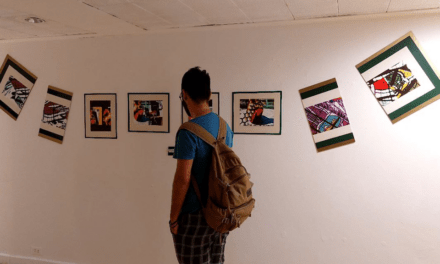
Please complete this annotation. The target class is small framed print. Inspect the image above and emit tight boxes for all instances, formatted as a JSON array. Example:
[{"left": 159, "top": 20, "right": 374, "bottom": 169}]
[
  {"left": 38, "top": 86, "right": 73, "bottom": 144},
  {"left": 0, "top": 55, "right": 37, "bottom": 120},
  {"left": 85, "top": 93, "right": 117, "bottom": 139},
  {"left": 182, "top": 92, "right": 219, "bottom": 123},
  {"left": 128, "top": 93, "right": 169, "bottom": 133},
  {"left": 357, "top": 32, "right": 440, "bottom": 123},
  {"left": 232, "top": 91, "right": 282, "bottom": 135},
  {"left": 300, "top": 78, "right": 355, "bottom": 152}
]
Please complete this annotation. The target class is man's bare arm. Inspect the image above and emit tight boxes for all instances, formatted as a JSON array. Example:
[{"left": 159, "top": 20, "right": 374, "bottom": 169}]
[{"left": 170, "top": 159, "right": 193, "bottom": 224}]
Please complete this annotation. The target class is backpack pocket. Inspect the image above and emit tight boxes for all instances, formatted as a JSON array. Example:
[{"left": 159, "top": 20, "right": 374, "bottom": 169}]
[{"left": 204, "top": 197, "right": 255, "bottom": 233}]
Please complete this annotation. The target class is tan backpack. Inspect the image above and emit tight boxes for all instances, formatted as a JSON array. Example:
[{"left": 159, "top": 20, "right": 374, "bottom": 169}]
[{"left": 178, "top": 116, "right": 255, "bottom": 233}]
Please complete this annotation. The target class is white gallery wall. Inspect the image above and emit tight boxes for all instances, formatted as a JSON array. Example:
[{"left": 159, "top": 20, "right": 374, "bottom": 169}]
[{"left": 0, "top": 12, "right": 440, "bottom": 264}]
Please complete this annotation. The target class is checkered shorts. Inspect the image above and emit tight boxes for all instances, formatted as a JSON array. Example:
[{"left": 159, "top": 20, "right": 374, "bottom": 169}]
[{"left": 172, "top": 210, "right": 228, "bottom": 264}]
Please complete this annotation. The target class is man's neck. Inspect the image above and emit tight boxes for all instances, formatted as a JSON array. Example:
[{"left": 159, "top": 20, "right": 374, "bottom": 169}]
[{"left": 190, "top": 104, "right": 211, "bottom": 119}]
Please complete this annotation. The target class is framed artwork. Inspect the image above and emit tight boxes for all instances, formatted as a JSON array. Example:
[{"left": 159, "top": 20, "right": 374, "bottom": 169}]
[
  {"left": 357, "top": 32, "right": 440, "bottom": 124},
  {"left": 232, "top": 91, "right": 282, "bottom": 135},
  {"left": 38, "top": 86, "right": 73, "bottom": 144},
  {"left": 84, "top": 93, "right": 117, "bottom": 139},
  {"left": 0, "top": 55, "right": 37, "bottom": 120},
  {"left": 128, "top": 93, "right": 169, "bottom": 133},
  {"left": 182, "top": 92, "right": 219, "bottom": 123},
  {"left": 300, "top": 79, "right": 355, "bottom": 152}
]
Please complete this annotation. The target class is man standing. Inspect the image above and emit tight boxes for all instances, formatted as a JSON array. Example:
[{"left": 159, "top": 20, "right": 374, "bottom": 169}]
[{"left": 170, "top": 67, "right": 233, "bottom": 264}]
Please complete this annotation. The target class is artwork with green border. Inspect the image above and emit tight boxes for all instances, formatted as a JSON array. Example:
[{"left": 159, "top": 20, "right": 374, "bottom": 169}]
[
  {"left": 356, "top": 32, "right": 440, "bottom": 124},
  {"left": 299, "top": 78, "right": 355, "bottom": 152}
]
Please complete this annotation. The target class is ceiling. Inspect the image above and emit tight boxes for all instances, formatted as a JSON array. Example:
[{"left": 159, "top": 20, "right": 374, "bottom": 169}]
[{"left": 0, "top": 0, "right": 439, "bottom": 41}]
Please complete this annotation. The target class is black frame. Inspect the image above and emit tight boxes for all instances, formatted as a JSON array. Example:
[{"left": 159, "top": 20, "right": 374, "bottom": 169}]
[
  {"left": 128, "top": 92, "right": 170, "bottom": 133},
  {"left": 84, "top": 93, "right": 117, "bottom": 139},
  {"left": 232, "top": 91, "right": 282, "bottom": 135}
]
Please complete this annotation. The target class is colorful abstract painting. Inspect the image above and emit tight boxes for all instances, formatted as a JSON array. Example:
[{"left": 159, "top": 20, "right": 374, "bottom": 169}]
[
  {"left": 85, "top": 93, "right": 117, "bottom": 138},
  {"left": 232, "top": 91, "right": 281, "bottom": 135},
  {"left": 305, "top": 97, "right": 350, "bottom": 135},
  {"left": 0, "top": 55, "right": 37, "bottom": 120},
  {"left": 367, "top": 62, "right": 420, "bottom": 107},
  {"left": 128, "top": 93, "right": 169, "bottom": 133},
  {"left": 39, "top": 86, "right": 73, "bottom": 144},
  {"left": 357, "top": 32, "right": 440, "bottom": 123},
  {"left": 300, "top": 79, "right": 355, "bottom": 152}
]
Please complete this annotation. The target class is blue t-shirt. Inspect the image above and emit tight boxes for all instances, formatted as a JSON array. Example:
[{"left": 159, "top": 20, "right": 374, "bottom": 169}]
[{"left": 173, "top": 112, "right": 233, "bottom": 216}]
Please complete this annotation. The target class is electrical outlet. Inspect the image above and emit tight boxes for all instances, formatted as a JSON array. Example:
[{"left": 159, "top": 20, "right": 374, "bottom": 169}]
[{"left": 31, "top": 247, "right": 42, "bottom": 256}]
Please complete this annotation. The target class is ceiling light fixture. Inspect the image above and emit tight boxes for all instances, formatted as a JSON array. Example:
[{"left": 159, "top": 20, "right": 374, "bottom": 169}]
[{"left": 25, "top": 17, "right": 45, "bottom": 24}]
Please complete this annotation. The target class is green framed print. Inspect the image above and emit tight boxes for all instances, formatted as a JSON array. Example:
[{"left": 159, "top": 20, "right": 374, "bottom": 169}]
[
  {"left": 0, "top": 55, "right": 38, "bottom": 120},
  {"left": 85, "top": 93, "right": 117, "bottom": 139},
  {"left": 128, "top": 93, "right": 170, "bottom": 133},
  {"left": 232, "top": 91, "right": 282, "bottom": 135},
  {"left": 182, "top": 92, "right": 219, "bottom": 123},
  {"left": 299, "top": 78, "right": 355, "bottom": 152},
  {"left": 356, "top": 32, "right": 440, "bottom": 124}
]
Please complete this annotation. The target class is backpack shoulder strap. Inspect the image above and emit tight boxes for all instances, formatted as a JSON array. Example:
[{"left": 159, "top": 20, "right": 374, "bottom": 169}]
[
  {"left": 217, "top": 116, "right": 227, "bottom": 141},
  {"left": 178, "top": 122, "right": 216, "bottom": 147}
]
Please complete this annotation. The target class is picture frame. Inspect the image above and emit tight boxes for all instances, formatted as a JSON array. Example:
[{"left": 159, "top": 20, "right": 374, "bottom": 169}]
[
  {"left": 232, "top": 91, "right": 282, "bottom": 135},
  {"left": 0, "top": 55, "right": 37, "bottom": 120},
  {"left": 299, "top": 78, "right": 355, "bottom": 152},
  {"left": 128, "top": 93, "right": 170, "bottom": 133},
  {"left": 182, "top": 92, "right": 219, "bottom": 123},
  {"left": 84, "top": 93, "right": 117, "bottom": 139},
  {"left": 38, "top": 86, "right": 73, "bottom": 144},
  {"left": 356, "top": 32, "right": 440, "bottom": 124}
]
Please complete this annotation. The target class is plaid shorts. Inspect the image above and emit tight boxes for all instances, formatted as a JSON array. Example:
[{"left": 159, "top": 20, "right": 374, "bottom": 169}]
[{"left": 172, "top": 210, "right": 228, "bottom": 264}]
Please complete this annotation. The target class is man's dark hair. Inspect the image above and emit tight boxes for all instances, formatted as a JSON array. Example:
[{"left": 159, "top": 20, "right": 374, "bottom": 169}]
[{"left": 181, "top": 67, "right": 211, "bottom": 103}]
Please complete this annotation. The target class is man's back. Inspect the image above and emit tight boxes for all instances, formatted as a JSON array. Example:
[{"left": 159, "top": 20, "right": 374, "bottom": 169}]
[{"left": 174, "top": 112, "right": 233, "bottom": 215}]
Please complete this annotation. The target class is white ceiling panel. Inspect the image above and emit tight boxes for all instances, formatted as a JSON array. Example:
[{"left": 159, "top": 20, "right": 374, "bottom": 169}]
[
  {"left": 81, "top": 0, "right": 128, "bottom": 8},
  {"left": 388, "top": 0, "right": 440, "bottom": 12},
  {"left": 0, "top": 17, "right": 67, "bottom": 37},
  {"left": 177, "top": 0, "right": 251, "bottom": 25},
  {"left": 0, "top": 27, "right": 34, "bottom": 39},
  {"left": 231, "top": 0, "right": 293, "bottom": 22},
  {"left": 131, "top": 0, "right": 207, "bottom": 27},
  {"left": 338, "top": 0, "right": 390, "bottom": 15},
  {"left": 98, "top": 3, "right": 170, "bottom": 28},
  {"left": 284, "top": 0, "right": 338, "bottom": 19}
]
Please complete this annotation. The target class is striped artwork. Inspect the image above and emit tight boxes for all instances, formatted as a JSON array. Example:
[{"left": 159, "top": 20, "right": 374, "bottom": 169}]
[
  {"left": 0, "top": 55, "right": 37, "bottom": 120},
  {"left": 357, "top": 32, "right": 440, "bottom": 124},
  {"left": 300, "top": 78, "right": 355, "bottom": 152},
  {"left": 38, "top": 86, "right": 73, "bottom": 144}
]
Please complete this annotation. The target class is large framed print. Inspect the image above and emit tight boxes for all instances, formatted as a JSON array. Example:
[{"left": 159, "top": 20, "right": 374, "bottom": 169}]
[
  {"left": 356, "top": 32, "right": 440, "bottom": 124},
  {"left": 38, "top": 86, "right": 73, "bottom": 144},
  {"left": 128, "top": 93, "right": 169, "bottom": 133},
  {"left": 232, "top": 91, "right": 282, "bottom": 135},
  {"left": 182, "top": 92, "right": 219, "bottom": 123},
  {"left": 0, "top": 55, "right": 37, "bottom": 120},
  {"left": 85, "top": 93, "right": 117, "bottom": 139},
  {"left": 300, "top": 79, "right": 355, "bottom": 152}
]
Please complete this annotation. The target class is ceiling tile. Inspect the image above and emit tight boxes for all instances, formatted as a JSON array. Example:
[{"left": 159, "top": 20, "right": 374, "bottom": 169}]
[
  {"left": 0, "top": 17, "right": 63, "bottom": 37},
  {"left": 338, "top": 0, "right": 390, "bottom": 15},
  {"left": 284, "top": 0, "right": 338, "bottom": 19},
  {"left": 388, "top": 0, "right": 440, "bottom": 12},
  {"left": 131, "top": 0, "right": 208, "bottom": 27},
  {"left": 177, "top": 0, "right": 251, "bottom": 24},
  {"left": 98, "top": 3, "right": 170, "bottom": 28},
  {"left": 81, "top": 0, "right": 128, "bottom": 8},
  {"left": 231, "top": 0, "right": 293, "bottom": 22},
  {"left": 0, "top": 27, "right": 35, "bottom": 39}
]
